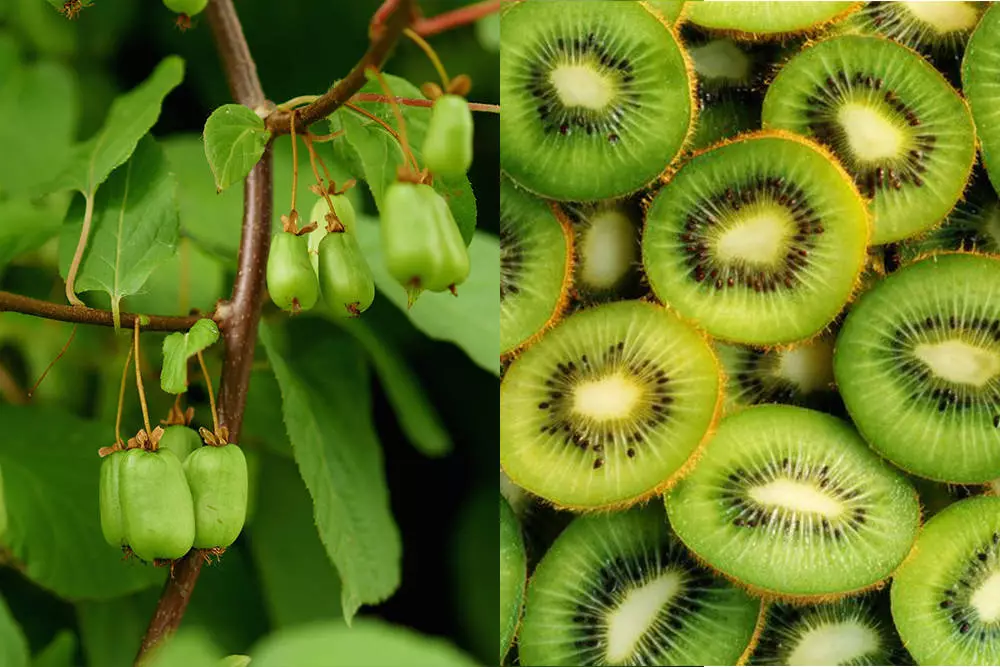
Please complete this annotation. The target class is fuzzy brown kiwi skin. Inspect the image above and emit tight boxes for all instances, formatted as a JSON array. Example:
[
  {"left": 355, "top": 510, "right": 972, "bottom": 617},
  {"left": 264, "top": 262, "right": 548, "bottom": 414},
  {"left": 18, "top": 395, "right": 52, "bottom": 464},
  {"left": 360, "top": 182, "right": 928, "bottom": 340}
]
[
  {"left": 677, "top": 2, "right": 864, "bottom": 43},
  {"left": 735, "top": 600, "right": 770, "bottom": 667}
]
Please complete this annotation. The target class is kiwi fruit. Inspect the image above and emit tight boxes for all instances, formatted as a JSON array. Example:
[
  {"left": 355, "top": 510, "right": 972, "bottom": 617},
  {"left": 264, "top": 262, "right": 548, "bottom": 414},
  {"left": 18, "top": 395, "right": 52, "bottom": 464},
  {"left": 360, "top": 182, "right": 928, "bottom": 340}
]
[
  {"left": 834, "top": 253, "right": 1000, "bottom": 483},
  {"left": 664, "top": 405, "right": 921, "bottom": 600},
  {"left": 518, "top": 505, "right": 763, "bottom": 666},
  {"left": 749, "top": 592, "right": 909, "bottom": 665},
  {"left": 501, "top": 494, "right": 527, "bottom": 663},
  {"left": 499, "top": 1, "right": 695, "bottom": 201},
  {"left": 891, "top": 495, "right": 1000, "bottom": 665},
  {"left": 762, "top": 34, "right": 977, "bottom": 244},
  {"left": 962, "top": 5, "right": 1000, "bottom": 200},
  {"left": 681, "top": 2, "right": 860, "bottom": 40},
  {"left": 501, "top": 177, "right": 574, "bottom": 358},
  {"left": 642, "top": 131, "right": 870, "bottom": 346},
  {"left": 557, "top": 199, "right": 642, "bottom": 303},
  {"left": 499, "top": 300, "right": 721, "bottom": 510},
  {"left": 844, "top": 2, "right": 986, "bottom": 60}
]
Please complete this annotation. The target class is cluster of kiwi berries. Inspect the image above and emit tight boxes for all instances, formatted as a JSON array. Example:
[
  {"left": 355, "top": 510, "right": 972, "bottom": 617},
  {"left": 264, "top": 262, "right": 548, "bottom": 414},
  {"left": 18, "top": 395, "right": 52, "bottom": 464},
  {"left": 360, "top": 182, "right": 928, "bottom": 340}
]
[{"left": 499, "top": 2, "right": 1000, "bottom": 665}]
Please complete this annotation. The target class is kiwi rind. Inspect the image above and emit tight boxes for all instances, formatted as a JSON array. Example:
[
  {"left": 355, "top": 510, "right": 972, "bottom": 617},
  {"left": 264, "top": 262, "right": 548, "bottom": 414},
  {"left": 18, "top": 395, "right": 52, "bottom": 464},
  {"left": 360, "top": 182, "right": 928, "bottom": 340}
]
[
  {"left": 962, "top": 5, "right": 1000, "bottom": 200},
  {"left": 680, "top": 2, "right": 862, "bottom": 41},
  {"left": 500, "top": 494, "right": 527, "bottom": 663}
]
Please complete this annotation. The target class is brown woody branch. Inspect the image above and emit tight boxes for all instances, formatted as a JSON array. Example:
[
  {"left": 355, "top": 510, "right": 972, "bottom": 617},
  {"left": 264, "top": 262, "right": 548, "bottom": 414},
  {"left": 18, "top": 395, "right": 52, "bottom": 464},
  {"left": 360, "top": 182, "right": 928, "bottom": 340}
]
[{"left": 0, "top": 291, "right": 207, "bottom": 331}]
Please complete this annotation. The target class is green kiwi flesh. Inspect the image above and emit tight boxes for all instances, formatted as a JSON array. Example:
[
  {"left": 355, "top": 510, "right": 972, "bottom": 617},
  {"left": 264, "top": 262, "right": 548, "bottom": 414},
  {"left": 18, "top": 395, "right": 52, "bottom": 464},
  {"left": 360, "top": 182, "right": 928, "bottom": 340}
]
[
  {"left": 561, "top": 200, "right": 641, "bottom": 302},
  {"left": 499, "top": 1, "right": 693, "bottom": 201},
  {"left": 891, "top": 495, "right": 1000, "bottom": 665},
  {"left": 501, "top": 177, "right": 572, "bottom": 357},
  {"left": 500, "top": 494, "right": 527, "bottom": 663},
  {"left": 750, "top": 593, "right": 907, "bottom": 665},
  {"left": 834, "top": 253, "right": 1000, "bottom": 483},
  {"left": 963, "top": 5, "right": 1000, "bottom": 200},
  {"left": 763, "top": 34, "right": 977, "bottom": 244},
  {"left": 664, "top": 405, "right": 921, "bottom": 599},
  {"left": 682, "top": 2, "right": 859, "bottom": 38},
  {"left": 518, "top": 506, "right": 762, "bottom": 666},
  {"left": 500, "top": 300, "right": 721, "bottom": 509},
  {"left": 642, "top": 132, "right": 869, "bottom": 345},
  {"left": 846, "top": 2, "right": 985, "bottom": 58},
  {"left": 900, "top": 170, "right": 1000, "bottom": 261}
]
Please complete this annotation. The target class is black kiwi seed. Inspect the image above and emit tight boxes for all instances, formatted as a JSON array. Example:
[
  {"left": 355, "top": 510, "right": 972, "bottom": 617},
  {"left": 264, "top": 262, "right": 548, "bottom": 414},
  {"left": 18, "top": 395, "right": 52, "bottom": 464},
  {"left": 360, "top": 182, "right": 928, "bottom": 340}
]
[{"left": 500, "top": 225, "right": 524, "bottom": 300}]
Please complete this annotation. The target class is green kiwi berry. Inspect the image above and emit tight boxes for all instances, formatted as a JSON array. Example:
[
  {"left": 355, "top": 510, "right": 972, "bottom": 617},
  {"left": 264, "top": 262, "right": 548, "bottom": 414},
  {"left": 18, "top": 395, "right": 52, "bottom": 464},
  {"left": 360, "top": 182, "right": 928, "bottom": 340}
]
[
  {"left": 267, "top": 231, "right": 319, "bottom": 312},
  {"left": 422, "top": 94, "right": 474, "bottom": 178},
  {"left": 157, "top": 425, "right": 201, "bottom": 461},
  {"left": 184, "top": 443, "right": 248, "bottom": 550},
  {"left": 317, "top": 230, "right": 376, "bottom": 318},
  {"left": 119, "top": 448, "right": 196, "bottom": 561},
  {"left": 308, "top": 195, "right": 358, "bottom": 273},
  {"left": 163, "top": 0, "right": 207, "bottom": 17},
  {"left": 99, "top": 450, "right": 126, "bottom": 548}
]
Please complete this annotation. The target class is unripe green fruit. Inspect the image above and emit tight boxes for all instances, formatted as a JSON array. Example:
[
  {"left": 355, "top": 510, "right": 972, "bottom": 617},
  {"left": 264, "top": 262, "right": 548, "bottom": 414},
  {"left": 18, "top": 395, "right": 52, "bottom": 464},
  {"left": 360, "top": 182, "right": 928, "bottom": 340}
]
[
  {"left": 99, "top": 450, "right": 127, "bottom": 547},
  {"left": 0, "top": 465, "right": 8, "bottom": 543},
  {"left": 422, "top": 95, "right": 474, "bottom": 178},
  {"left": 267, "top": 232, "right": 319, "bottom": 312},
  {"left": 184, "top": 444, "right": 248, "bottom": 549},
  {"left": 308, "top": 195, "right": 358, "bottom": 273},
  {"left": 318, "top": 231, "right": 376, "bottom": 318},
  {"left": 381, "top": 182, "right": 454, "bottom": 303},
  {"left": 163, "top": 0, "right": 208, "bottom": 16},
  {"left": 421, "top": 184, "right": 470, "bottom": 293},
  {"left": 158, "top": 425, "right": 201, "bottom": 461},
  {"left": 119, "top": 449, "right": 195, "bottom": 561}
]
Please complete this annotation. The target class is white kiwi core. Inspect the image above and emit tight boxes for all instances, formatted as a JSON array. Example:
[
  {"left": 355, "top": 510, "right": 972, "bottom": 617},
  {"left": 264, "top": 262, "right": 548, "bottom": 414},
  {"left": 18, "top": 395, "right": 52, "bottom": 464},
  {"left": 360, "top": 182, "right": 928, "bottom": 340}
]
[
  {"left": 786, "top": 622, "right": 879, "bottom": 665},
  {"left": 971, "top": 571, "right": 1000, "bottom": 622},
  {"left": 550, "top": 64, "right": 613, "bottom": 110},
  {"left": 573, "top": 374, "right": 641, "bottom": 420},
  {"left": 902, "top": 1, "right": 979, "bottom": 32},
  {"left": 777, "top": 341, "right": 835, "bottom": 394},
  {"left": 838, "top": 103, "right": 905, "bottom": 161},
  {"left": 715, "top": 207, "right": 792, "bottom": 265},
  {"left": 749, "top": 479, "right": 844, "bottom": 518},
  {"left": 605, "top": 571, "right": 682, "bottom": 663},
  {"left": 913, "top": 340, "right": 1000, "bottom": 387},
  {"left": 580, "top": 209, "right": 636, "bottom": 290}
]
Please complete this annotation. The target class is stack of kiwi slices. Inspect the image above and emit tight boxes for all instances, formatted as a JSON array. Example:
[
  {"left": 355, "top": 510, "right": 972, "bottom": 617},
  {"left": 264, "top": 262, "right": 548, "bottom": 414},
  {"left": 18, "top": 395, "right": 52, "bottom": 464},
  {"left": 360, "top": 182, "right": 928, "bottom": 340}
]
[{"left": 500, "top": 2, "right": 1000, "bottom": 665}]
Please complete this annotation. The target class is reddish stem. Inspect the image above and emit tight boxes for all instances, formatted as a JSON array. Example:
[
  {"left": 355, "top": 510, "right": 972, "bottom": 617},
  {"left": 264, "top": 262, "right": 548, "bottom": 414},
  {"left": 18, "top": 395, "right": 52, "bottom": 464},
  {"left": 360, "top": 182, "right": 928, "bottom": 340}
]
[{"left": 412, "top": 0, "right": 501, "bottom": 37}]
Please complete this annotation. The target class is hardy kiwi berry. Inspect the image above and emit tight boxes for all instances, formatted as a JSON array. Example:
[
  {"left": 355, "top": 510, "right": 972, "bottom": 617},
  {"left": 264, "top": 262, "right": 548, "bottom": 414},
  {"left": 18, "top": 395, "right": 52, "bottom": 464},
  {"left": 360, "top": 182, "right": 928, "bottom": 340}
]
[
  {"left": 499, "top": 1, "right": 694, "bottom": 201},
  {"left": 664, "top": 405, "right": 921, "bottom": 600},
  {"left": 892, "top": 495, "right": 1000, "bottom": 665},
  {"left": 834, "top": 253, "right": 1000, "bottom": 483},
  {"left": 642, "top": 131, "right": 870, "bottom": 345},
  {"left": 763, "top": 34, "right": 977, "bottom": 244},
  {"left": 518, "top": 506, "right": 763, "bottom": 666},
  {"left": 499, "top": 300, "right": 721, "bottom": 510},
  {"left": 962, "top": 5, "right": 1000, "bottom": 200}
]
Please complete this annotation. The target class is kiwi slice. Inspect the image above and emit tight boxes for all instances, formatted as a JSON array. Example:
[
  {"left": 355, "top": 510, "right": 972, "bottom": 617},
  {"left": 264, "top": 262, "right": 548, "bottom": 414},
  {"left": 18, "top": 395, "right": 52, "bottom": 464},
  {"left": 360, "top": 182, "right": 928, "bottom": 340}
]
[
  {"left": 681, "top": 2, "right": 860, "bottom": 40},
  {"left": 518, "top": 506, "right": 763, "bottom": 666},
  {"left": 750, "top": 593, "right": 908, "bottom": 665},
  {"left": 834, "top": 253, "right": 1000, "bottom": 483},
  {"left": 665, "top": 405, "right": 921, "bottom": 600},
  {"left": 499, "top": 1, "right": 694, "bottom": 201},
  {"left": 762, "top": 34, "right": 977, "bottom": 244},
  {"left": 846, "top": 2, "right": 986, "bottom": 59},
  {"left": 642, "top": 131, "right": 869, "bottom": 346},
  {"left": 891, "top": 495, "right": 1000, "bottom": 665},
  {"left": 963, "top": 5, "right": 1000, "bottom": 200},
  {"left": 558, "top": 199, "right": 641, "bottom": 303},
  {"left": 499, "top": 300, "right": 721, "bottom": 510},
  {"left": 500, "top": 494, "right": 527, "bottom": 663},
  {"left": 501, "top": 177, "right": 574, "bottom": 358}
]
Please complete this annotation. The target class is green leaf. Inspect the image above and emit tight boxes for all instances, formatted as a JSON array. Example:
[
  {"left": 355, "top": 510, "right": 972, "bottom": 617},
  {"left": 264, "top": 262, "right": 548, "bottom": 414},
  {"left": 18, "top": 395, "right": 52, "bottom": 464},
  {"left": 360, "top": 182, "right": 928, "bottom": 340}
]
[
  {"left": 248, "top": 619, "right": 480, "bottom": 667},
  {"left": 355, "top": 216, "right": 499, "bottom": 376},
  {"left": 336, "top": 311, "right": 451, "bottom": 457},
  {"left": 0, "top": 591, "right": 29, "bottom": 667},
  {"left": 248, "top": 454, "right": 344, "bottom": 627},
  {"left": 53, "top": 55, "right": 183, "bottom": 196},
  {"left": 77, "top": 590, "right": 159, "bottom": 667},
  {"left": 242, "top": 369, "right": 293, "bottom": 459},
  {"left": 31, "top": 630, "right": 76, "bottom": 667},
  {"left": 334, "top": 73, "right": 477, "bottom": 245},
  {"left": 144, "top": 629, "right": 223, "bottom": 667},
  {"left": 259, "top": 320, "right": 401, "bottom": 624},
  {"left": 58, "top": 134, "right": 180, "bottom": 327},
  {"left": 124, "top": 237, "right": 226, "bottom": 317},
  {"left": 0, "top": 404, "right": 165, "bottom": 599},
  {"left": 203, "top": 104, "right": 271, "bottom": 193},
  {"left": 219, "top": 657, "right": 251, "bottom": 667},
  {"left": 0, "top": 194, "right": 69, "bottom": 277},
  {"left": 160, "top": 318, "right": 221, "bottom": 394}
]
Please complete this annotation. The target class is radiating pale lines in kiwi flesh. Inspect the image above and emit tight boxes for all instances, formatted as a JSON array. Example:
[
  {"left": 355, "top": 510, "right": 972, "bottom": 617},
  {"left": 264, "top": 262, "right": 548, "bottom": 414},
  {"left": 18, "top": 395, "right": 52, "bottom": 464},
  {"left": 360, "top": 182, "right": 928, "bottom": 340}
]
[
  {"left": 731, "top": 349, "right": 801, "bottom": 404},
  {"left": 936, "top": 532, "right": 1000, "bottom": 641},
  {"left": 524, "top": 32, "right": 642, "bottom": 144},
  {"left": 720, "top": 458, "right": 869, "bottom": 540},
  {"left": 803, "top": 72, "right": 935, "bottom": 197},
  {"left": 537, "top": 342, "right": 675, "bottom": 471},
  {"left": 754, "top": 601, "right": 891, "bottom": 666},
  {"left": 501, "top": 226, "right": 524, "bottom": 301},
  {"left": 680, "top": 176, "right": 824, "bottom": 293},
  {"left": 857, "top": 2, "right": 980, "bottom": 56}
]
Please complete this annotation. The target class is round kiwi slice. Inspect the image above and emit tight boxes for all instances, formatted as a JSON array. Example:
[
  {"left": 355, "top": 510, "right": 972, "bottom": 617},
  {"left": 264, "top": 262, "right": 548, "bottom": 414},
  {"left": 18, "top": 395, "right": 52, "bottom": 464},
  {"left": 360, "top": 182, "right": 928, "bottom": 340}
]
[
  {"left": 834, "top": 253, "right": 1000, "bottom": 483},
  {"left": 558, "top": 199, "right": 641, "bottom": 303},
  {"left": 891, "top": 495, "right": 1000, "bottom": 665},
  {"left": 681, "top": 2, "right": 860, "bottom": 40},
  {"left": 499, "top": 1, "right": 694, "bottom": 201},
  {"left": 900, "top": 169, "right": 1000, "bottom": 261},
  {"left": 962, "top": 5, "right": 1000, "bottom": 199},
  {"left": 642, "top": 131, "right": 869, "bottom": 346},
  {"left": 501, "top": 177, "right": 574, "bottom": 358},
  {"left": 500, "top": 494, "right": 527, "bottom": 663},
  {"left": 664, "top": 405, "right": 921, "bottom": 600},
  {"left": 518, "top": 506, "right": 763, "bottom": 666},
  {"left": 750, "top": 593, "right": 908, "bottom": 665},
  {"left": 500, "top": 300, "right": 721, "bottom": 510},
  {"left": 762, "top": 34, "right": 977, "bottom": 244},
  {"left": 845, "top": 2, "right": 986, "bottom": 59}
]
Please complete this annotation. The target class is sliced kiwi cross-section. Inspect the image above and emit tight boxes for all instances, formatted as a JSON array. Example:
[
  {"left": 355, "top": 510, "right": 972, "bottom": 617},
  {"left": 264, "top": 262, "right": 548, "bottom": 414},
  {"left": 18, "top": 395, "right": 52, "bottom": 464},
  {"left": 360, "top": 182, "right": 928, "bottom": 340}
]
[
  {"left": 835, "top": 253, "right": 1000, "bottom": 483},
  {"left": 558, "top": 199, "right": 641, "bottom": 303},
  {"left": 963, "top": 5, "right": 1000, "bottom": 200},
  {"left": 501, "top": 177, "right": 573, "bottom": 358},
  {"left": 892, "top": 495, "right": 1000, "bottom": 665},
  {"left": 900, "top": 169, "right": 1000, "bottom": 261},
  {"left": 500, "top": 300, "right": 721, "bottom": 510},
  {"left": 499, "top": 1, "right": 694, "bottom": 201},
  {"left": 665, "top": 405, "right": 921, "bottom": 600},
  {"left": 518, "top": 506, "right": 763, "bottom": 666},
  {"left": 642, "top": 131, "right": 869, "bottom": 346},
  {"left": 500, "top": 494, "right": 527, "bottom": 663},
  {"left": 846, "top": 1, "right": 986, "bottom": 59},
  {"left": 763, "top": 34, "right": 977, "bottom": 244},
  {"left": 681, "top": 1, "right": 860, "bottom": 40}
]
